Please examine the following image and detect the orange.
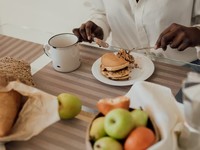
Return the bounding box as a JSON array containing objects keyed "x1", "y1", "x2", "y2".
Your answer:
[
  {"x1": 97, "y1": 96, "x2": 130, "y2": 115},
  {"x1": 124, "y1": 127, "x2": 155, "y2": 150}
]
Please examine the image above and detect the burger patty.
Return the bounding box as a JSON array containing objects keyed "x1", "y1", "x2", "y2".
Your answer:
[
  {"x1": 101, "y1": 65, "x2": 131, "y2": 80},
  {"x1": 100, "y1": 49, "x2": 136, "y2": 81}
]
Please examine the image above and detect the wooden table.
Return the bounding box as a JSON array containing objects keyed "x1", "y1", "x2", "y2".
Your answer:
[{"x1": 0, "y1": 35, "x2": 190, "y2": 150}]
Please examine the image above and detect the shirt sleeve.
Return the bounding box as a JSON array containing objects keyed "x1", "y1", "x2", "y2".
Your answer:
[
  {"x1": 192, "y1": 0, "x2": 200, "y2": 24},
  {"x1": 193, "y1": 24, "x2": 200, "y2": 60},
  {"x1": 195, "y1": 46, "x2": 200, "y2": 60},
  {"x1": 89, "y1": 0, "x2": 110, "y2": 41}
]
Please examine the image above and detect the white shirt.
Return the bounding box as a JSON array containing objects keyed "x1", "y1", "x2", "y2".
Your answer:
[
  {"x1": 197, "y1": 46, "x2": 200, "y2": 60},
  {"x1": 89, "y1": 0, "x2": 200, "y2": 62}
]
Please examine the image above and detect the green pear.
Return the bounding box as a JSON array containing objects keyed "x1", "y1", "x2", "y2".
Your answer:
[
  {"x1": 89, "y1": 117, "x2": 107, "y2": 141},
  {"x1": 93, "y1": 137, "x2": 123, "y2": 150},
  {"x1": 131, "y1": 109, "x2": 148, "y2": 127}
]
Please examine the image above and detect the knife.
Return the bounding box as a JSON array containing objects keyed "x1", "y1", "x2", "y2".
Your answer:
[{"x1": 93, "y1": 37, "x2": 155, "y2": 52}]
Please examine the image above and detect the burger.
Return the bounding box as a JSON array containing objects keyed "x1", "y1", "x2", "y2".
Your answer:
[{"x1": 100, "y1": 49, "x2": 135, "y2": 80}]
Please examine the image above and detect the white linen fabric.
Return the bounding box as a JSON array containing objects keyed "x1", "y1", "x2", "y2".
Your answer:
[
  {"x1": 125, "y1": 81, "x2": 184, "y2": 150},
  {"x1": 194, "y1": 25, "x2": 200, "y2": 60},
  {"x1": 89, "y1": 0, "x2": 200, "y2": 62},
  {"x1": 196, "y1": 46, "x2": 200, "y2": 60}
]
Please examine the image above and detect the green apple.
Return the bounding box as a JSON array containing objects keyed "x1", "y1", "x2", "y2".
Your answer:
[
  {"x1": 104, "y1": 108, "x2": 135, "y2": 139},
  {"x1": 57, "y1": 93, "x2": 82, "y2": 119},
  {"x1": 93, "y1": 137, "x2": 123, "y2": 150},
  {"x1": 90, "y1": 117, "x2": 107, "y2": 141},
  {"x1": 131, "y1": 108, "x2": 148, "y2": 127}
]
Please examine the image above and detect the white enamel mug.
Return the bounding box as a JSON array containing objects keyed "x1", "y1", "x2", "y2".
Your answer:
[{"x1": 44, "y1": 33, "x2": 81, "y2": 72}]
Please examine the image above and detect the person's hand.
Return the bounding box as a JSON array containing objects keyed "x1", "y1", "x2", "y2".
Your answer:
[
  {"x1": 155, "y1": 23, "x2": 200, "y2": 51},
  {"x1": 72, "y1": 21, "x2": 103, "y2": 43}
]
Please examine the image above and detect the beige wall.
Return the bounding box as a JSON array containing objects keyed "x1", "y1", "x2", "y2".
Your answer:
[{"x1": 0, "y1": 0, "x2": 92, "y2": 34}]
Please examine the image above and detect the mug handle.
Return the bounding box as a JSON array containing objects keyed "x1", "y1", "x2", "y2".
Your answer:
[{"x1": 43, "y1": 44, "x2": 51, "y2": 57}]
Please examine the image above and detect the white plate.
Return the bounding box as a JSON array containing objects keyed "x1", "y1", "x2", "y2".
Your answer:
[{"x1": 91, "y1": 52, "x2": 155, "y2": 86}]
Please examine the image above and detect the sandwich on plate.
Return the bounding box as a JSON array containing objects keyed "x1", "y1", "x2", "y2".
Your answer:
[{"x1": 100, "y1": 49, "x2": 136, "y2": 80}]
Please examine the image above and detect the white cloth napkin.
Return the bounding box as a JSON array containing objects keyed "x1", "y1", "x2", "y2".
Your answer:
[
  {"x1": 183, "y1": 83, "x2": 200, "y2": 130},
  {"x1": 126, "y1": 81, "x2": 184, "y2": 150},
  {"x1": 0, "y1": 81, "x2": 60, "y2": 150}
]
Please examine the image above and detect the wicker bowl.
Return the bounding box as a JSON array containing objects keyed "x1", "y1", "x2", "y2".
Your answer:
[{"x1": 85, "y1": 109, "x2": 160, "y2": 150}]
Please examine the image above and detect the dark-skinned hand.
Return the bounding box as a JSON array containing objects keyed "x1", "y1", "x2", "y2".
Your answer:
[
  {"x1": 72, "y1": 21, "x2": 104, "y2": 43},
  {"x1": 156, "y1": 23, "x2": 200, "y2": 51}
]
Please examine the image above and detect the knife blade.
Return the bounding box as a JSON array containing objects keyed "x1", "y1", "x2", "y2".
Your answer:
[{"x1": 93, "y1": 37, "x2": 155, "y2": 52}]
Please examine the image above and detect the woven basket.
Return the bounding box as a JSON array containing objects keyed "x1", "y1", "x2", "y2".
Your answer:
[{"x1": 86, "y1": 109, "x2": 160, "y2": 150}]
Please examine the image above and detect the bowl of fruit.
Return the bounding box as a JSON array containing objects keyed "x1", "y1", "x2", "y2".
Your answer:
[{"x1": 86, "y1": 96, "x2": 160, "y2": 150}]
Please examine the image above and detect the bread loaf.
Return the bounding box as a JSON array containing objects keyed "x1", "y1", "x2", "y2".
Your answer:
[
  {"x1": 0, "y1": 57, "x2": 34, "y2": 137},
  {"x1": 0, "y1": 57, "x2": 34, "y2": 87},
  {"x1": 0, "y1": 90, "x2": 22, "y2": 137}
]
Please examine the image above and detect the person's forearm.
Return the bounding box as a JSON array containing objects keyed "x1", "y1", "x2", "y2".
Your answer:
[{"x1": 195, "y1": 25, "x2": 200, "y2": 32}]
